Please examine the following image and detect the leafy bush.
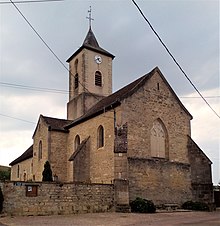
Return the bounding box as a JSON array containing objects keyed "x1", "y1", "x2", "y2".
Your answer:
[
  {"x1": 0, "y1": 187, "x2": 3, "y2": 213},
  {"x1": 182, "y1": 201, "x2": 209, "y2": 211},
  {"x1": 130, "y1": 197, "x2": 156, "y2": 213},
  {"x1": 0, "y1": 171, "x2": 10, "y2": 181}
]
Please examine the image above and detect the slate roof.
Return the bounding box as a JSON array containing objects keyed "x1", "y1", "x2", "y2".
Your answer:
[
  {"x1": 66, "y1": 27, "x2": 114, "y2": 62},
  {"x1": 69, "y1": 136, "x2": 90, "y2": 161},
  {"x1": 187, "y1": 136, "x2": 212, "y2": 164},
  {"x1": 42, "y1": 115, "x2": 72, "y2": 132},
  {"x1": 9, "y1": 145, "x2": 33, "y2": 166},
  {"x1": 65, "y1": 67, "x2": 192, "y2": 129}
]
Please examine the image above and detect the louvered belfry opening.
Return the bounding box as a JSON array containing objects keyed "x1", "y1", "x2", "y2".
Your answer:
[{"x1": 95, "y1": 71, "x2": 102, "y2": 87}]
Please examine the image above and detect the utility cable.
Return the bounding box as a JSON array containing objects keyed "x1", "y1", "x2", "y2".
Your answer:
[
  {"x1": 0, "y1": 0, "x2": 63, "y2": 4},
  {"x1": 131, "y1": 0, "x2": 220, "y2": 119},
  {"x1": 0, "y1": 81, "x2": 69, "y2": 94},
  {"x1": 1, "y1": 82, "x2": 220, "y2": 99},
  {"x1": 9, "y1": 0, "x2": 102, "y2": 104},
  {"x1": 0, "y1": 113, "x2": 35, "y2": 124}
]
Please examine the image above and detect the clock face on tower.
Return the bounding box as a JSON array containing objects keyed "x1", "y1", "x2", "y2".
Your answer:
[{"x1": 94, "y1": 55, "x2": 102, "y2": 64}]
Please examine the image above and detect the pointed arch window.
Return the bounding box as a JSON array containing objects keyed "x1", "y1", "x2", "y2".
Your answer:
[
  {"x1": 74, "y1": 135, "x2": 80, "y2": 151},
  {"x1": 97, "y1": 125, "x2": 104, "y2": 148},
  {"x1": 17, "y1": 165, "x2": 20, "y2": 178},
  {"x1": 95, "y1": 71, "x2": 102, "y2": 87},
  {"x1": 75, "y1": 73, "x2": 79, "y2": 89},
  {"x1": 38, "y1": 140, "x2": 42, "y2": 160},
  {"x1": 150, "y1": 119, "x2": 168, "y2": 158}
]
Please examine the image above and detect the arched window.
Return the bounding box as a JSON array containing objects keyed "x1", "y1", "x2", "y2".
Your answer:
[
  {"x1": 97, "y1": 125, "x2": 104, "y2": 148},
  {"x1": 17, "y1": 165, "x2": 20, "y2": 178},
  {"x1": 75, "y1": 73, "x2": 79, "y2": 89},
  {"x1": 74, "y1": 135, "x2": 80, "y2": 151},
  {"x1": 74, "y1": 59, "x2": 78, "y2": 72},
  {"x1": 38, "y1": 141, "x2": 42, "y2": 160},
  {"x1": 150, "y1": 119, "x2": 167, "y2": 158},
  {"x1": 95, "y1": 71, "x2": 102, "y2": 87}
]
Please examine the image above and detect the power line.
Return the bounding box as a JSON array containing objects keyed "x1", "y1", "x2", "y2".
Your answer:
[
  {"x1": 131, "y1": 0, "x2": 220, "y2": 119},
  {"x1": 0, "y1": 0, "x2": 63, "y2": 4},
  {"x1": 2, "y1": 81, "x2": 219, "y2": 99},
  {"x1": 9, "y1": 0, "x2": 103, "y2": 104},
  {"x1": 0, "y1": 113, "x2": 35, "y2": 124},
  {"x1": 0, "y1": 81, "x2": 69, "y2": 94},
  {"x1": 4, "y1": 2, "x2": 115, "y2": 123}
]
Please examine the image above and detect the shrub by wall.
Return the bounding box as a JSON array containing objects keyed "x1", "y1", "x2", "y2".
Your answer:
[
  {"x1": 130, "y1": 197, "x2": 156, "y2": 213},
  {"x1": 182, "y1": 201, "x2": 209, "y2": 211},
  {"x1": 0, "y1": 187, "x2": 3, "y2": 213}
]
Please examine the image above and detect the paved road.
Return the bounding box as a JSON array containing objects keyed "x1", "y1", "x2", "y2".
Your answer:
[{"x1": 0, "y1": 211, "x2": 220, "y2": 226}]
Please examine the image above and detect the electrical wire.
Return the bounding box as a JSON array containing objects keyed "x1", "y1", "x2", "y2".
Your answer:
[
  {"x1": 1, "y1": 81, "x2": 219, "y2": 99},
  {"x1": 0, "y1": 113, "x2": 35, "y2": 124},
  {"x1": 3, "y1": 0, "x2": 219, "y2": 125},
  {"x1": 0, "y1": 82, "x2": 69, "y2": 94},
  {"x1": 131, "y1": 0, "x2": 220, "y2": 119},
  {"x1": 9, "y1": 0, "x2": 102, "y2": 105},
  {"x1": 0, "y1": 0, "x2": 63, "y2": 4}
]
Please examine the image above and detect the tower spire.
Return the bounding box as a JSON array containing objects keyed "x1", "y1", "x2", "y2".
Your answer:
[{"x1": 86, "y1": 6, "x2": 94, "y2": 29}]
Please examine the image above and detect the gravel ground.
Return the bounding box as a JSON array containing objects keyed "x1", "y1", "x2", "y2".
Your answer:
[{"x1": 0, "y1": 211, "x2": 220, "y2": 226}]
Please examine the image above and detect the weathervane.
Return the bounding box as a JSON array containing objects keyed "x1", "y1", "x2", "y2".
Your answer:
[{"x1": 86, "y1": 6, "x2": 94, "y2": 28}]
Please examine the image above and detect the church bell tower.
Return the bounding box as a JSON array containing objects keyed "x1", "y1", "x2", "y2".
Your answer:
[{"x1": 66, "y1": 9, "x2": 114, "y2": 120}]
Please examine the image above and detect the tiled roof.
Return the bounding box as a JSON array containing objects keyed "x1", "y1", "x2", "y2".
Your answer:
[
  {"x1": 65, "y1": 67, "x2": 155, "y2": 128},
  {"x1": 42, "y1": 116, "x2": 72, "y2": 132},
  {"x1": 65, "y1": 67, "x2": 192, "y2": 129},
  {"x1": 9, "y1": 145, "x2": 33, "y2": 166},
  {"x1": 69, "y1": 136, "x2": 90, "y2": 161}
]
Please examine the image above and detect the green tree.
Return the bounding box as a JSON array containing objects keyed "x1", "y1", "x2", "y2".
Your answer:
[
  {"x1": 0, "y1": 187, "x2": 3, "y2": 213},
  {"x1": 0, "y1": 171, "x2": 10, "y2": 181},
  {"x1": 42, "y1": 161, "x2": 53, "y2": 182}
]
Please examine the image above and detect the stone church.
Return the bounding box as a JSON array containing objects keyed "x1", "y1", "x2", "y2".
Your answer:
[{"x1": 10, "y1": 25, "x2": 213, "y2": 206}]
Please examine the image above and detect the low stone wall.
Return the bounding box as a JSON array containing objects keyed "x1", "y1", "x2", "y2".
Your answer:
[{"x1": 0, "y1": 181, "x2": 114, "y2": 216}]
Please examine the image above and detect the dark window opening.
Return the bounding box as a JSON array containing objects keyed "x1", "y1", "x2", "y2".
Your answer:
[
  {"x1": 17, "y1": 165, "x2": 20, "y2": 178},
  {"x1": 95, "y1": 71, "x2": 102, "y2": 87},
  {"x1": 75, "y1": 74, "x2": 79, "y2": 89},
  {"x1": 157, "y1": 83, "x2": 160, "y2": 90},
  {"x1": 97, "y1": 125, "x2": 104, "y2": 148},
  {"x1": 38, "y1": 141, "x2": 42, "y2": 161},
  {"x1": 74, "y1": 135, "x2": 80, "y2": 151}
]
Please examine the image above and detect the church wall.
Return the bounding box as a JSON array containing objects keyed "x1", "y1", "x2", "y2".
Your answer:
[
  {"x1": 68, "y1": 49, "x2": 112, "y2": 120},
  {"x1": 49, "y1": 131, "x2": 68, "y2": 182},
  {"x1": 83, "y1": 49, "x2": 112, "y2": 97},
  {"x1": 121, "y1": 71, "x2": 191, "y2": 163},
  {"x1": 10, "y1": 158, "x2": 33, "y2": 182},
  {"x1": 67, "y1": 110, "x2": 116, "y2": 183},
  {"x1": 120, "y1": 71, "x2": 192, "y2": 204},
  {"x1": 188, "y1": 137, "x2": 213, "y2": 204},
  {"x1": 32, "y1": 117, "x2": 50, "y2": 181}
]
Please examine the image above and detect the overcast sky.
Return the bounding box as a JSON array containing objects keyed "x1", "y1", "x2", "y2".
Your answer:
[{"x1": 0, "y1": 0, "x2": 219, "y2": 184}]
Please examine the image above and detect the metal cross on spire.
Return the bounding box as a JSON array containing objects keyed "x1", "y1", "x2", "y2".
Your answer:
[{"x1": 86, "y1": 6, "x2": 94, "y2": 28}]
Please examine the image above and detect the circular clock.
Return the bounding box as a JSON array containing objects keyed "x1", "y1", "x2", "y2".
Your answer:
[{"x1": 95, "y1": 55, "x2": 102, "y2": 64}]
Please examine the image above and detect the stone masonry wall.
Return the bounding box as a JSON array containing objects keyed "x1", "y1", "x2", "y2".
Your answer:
[
  {"x1": 120, "y1": 70, "x2": 193, "y2": 205},
  {"x1": 32, "y1": 117, "x2": 50, "y2": 181},
  {"x1": 128, "y1": 158, "x2": 192, "y2": 206},
  {"x1": 49, "y1": 131, "x2": 68, "y2": 182},
  {"x1": 188, "y1": 137, "x2": 213, "y2": 204},
  {"x1": 121, "y1": 70, "x2": 191, "y2": 163},
  {"x1": 66, "y1": 110, "x2": 116, "y2": 183},
  {"x1": 1, "y1": 181, "x2": 114, "y2": 216},
  {"x1": 10, "y1": 158, "x2": 33, "y2": 182}
]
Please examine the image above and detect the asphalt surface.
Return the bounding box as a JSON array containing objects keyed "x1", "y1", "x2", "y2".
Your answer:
[{"x1": 0, "y1": 211, "x2": 220, "y2": 226}]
